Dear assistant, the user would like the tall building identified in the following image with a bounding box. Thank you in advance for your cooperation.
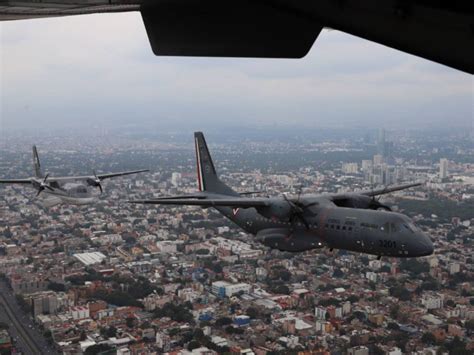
[439,158,449,179]
[373,154,384,166]
[171,172,182,187]
[342,163,358,174]
[377,128,386,156]
[361,160,372,172]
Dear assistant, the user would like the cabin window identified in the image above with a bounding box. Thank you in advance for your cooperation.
[390,223,400,233]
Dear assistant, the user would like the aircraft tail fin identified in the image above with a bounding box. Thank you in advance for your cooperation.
[194,132,238,196]
[32,145,43,178]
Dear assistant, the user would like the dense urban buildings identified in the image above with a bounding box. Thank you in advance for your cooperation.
[0,127,473,355]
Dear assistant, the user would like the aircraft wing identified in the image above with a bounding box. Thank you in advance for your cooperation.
[0,1,138,21]
[1,1,472,73]
[39,169,149,183]
[0,178,32,184]
[130,197,270,208]
[154,192,263,199]
[96,169,149,180]
[358,182,422,197]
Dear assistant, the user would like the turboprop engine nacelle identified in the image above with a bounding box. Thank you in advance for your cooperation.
[256,201,292,219]
[332,194,392,211]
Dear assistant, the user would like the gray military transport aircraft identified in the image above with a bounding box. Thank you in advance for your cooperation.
[0,146,148,207]
[131,132,434,259]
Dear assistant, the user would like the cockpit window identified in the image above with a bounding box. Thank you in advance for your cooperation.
[380,222,390,234]
[390,223,400,233]
[402,223,415,233]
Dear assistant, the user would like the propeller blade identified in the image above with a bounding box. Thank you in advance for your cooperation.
[36,173,52,196]
[92,170,103,193]
[283,194,313,229]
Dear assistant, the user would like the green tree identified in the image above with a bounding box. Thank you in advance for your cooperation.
[387,322,399,330]
[421,332,436,345]
[154,303,194,323]
[246,307,259,319]
[125,317,135,328]
[84,344,114,355]
[48,281,66,292]
[445,336,468,354]
[332,268,344,278]
[187,340,201,351]
[15,294,31,313]
[390,304,399,319]
[215,317,232,326]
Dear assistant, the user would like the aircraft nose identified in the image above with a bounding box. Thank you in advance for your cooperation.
[417,232,434,256]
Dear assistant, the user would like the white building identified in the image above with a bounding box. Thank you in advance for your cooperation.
[361,160,373,172]
[211,281,251,297]
[365,271,377,282]
[373,154,384,166]
[278,335,299,349]
[171,172,182,187]
[315,307,327,320]
[347,346,369,355]
[369,260,382,270]
[96,234,123,245]
[387,347,402,355]
[156,332,171,351]
[70,306,90,320]
[73,252,106,266]
[211,336,228,347]
[342,163,358,174]
[315,320,331,334]
[448,262,460,275]
[225,283,251,297]
[421,293,444,310]
[439,158,449,179]
[156,240,180,253]
[342,301,352,315]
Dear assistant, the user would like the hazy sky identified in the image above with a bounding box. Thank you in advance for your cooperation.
[0,12,472,133]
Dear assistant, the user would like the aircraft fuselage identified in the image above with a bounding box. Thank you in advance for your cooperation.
[38,182,97,207]
[216,204,433,258]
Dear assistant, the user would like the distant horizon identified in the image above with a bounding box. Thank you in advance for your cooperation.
[1,124,472,149]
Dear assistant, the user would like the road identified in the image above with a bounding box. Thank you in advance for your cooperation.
[0,280,58,354]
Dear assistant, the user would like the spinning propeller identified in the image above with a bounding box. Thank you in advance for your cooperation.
[370,184,392,211]
[283,189,318,229]
[35,174,54,197]
[87,171,103,194]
